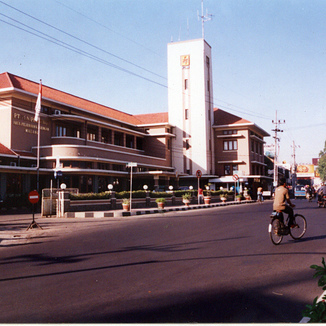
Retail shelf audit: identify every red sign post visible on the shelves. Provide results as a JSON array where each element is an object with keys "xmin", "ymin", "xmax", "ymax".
[
  {"xmin": 196, "ymin": 170, "xmax": 202, "ymax": 204},
  {"xmin": 27, "ymin": 190, "xmax": 42, "ymax": 230},
  {"xmin": 232, "ymin": 174, "xmax": 239, "ymax": 201},
  {"xmin": 28, "ymin": 190, "xmax": 39, "ymax": 204}
]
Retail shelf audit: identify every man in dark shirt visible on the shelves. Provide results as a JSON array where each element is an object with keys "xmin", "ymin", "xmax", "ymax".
[{"xmin": 273, "ymin": 177, "xmax": 296, "ymax": 227}]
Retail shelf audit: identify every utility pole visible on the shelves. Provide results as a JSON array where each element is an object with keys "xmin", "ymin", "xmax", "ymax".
[
  {"xmin": 271, "ymin": 111, "xmax": 285, "ymax": 187},
  {"xmin": 291, "ymin": 141, "xmax": 300, "ymax": 189}
]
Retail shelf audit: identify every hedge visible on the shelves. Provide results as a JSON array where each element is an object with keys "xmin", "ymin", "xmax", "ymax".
[{"xmin": 69, "ymin": 189, "xmax": 234, "ymax": 200}]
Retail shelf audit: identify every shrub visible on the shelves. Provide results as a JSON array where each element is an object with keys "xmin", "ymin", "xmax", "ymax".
[
  {"xmin": 150, "ymin": 192, "xmax": 172, "ymax": 198},
  {"xmin": 302, "ymin": 258, "xmax": 326, "ymax": 322},
  {"xmin": 155, "ymin": 198, "xmax": 166, "ymax": 203},
  {"xmin": 182, "ymin": 193, "xmax": 192, "ymax": 200}
]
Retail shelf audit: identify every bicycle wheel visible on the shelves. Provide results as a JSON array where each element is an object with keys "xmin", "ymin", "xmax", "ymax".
[
  {"xmin": 269, "ymin": 218, "xmax": 283, "ymax": 245},
  {"xmin": 290, "ymin": 214, "xmax": 307, "ymax": 240}
]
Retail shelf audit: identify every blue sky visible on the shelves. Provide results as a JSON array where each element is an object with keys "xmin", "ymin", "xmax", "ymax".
[{"xmin": 0, "ymin": 0, "xmax": 325, "ymax": 165}]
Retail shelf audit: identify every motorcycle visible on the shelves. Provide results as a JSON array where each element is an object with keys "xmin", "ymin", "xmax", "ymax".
[
  {"xmin": 317, "ymin": 194, "xmax": 326, "ymax": 208},
  {"xmin": 306, "ymin": 193, "xmax": 313, "ymax": 202}
]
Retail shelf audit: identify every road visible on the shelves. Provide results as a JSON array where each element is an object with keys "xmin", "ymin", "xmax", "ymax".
[{"xmin": 0, "ymin": 199, "xmax": 325, "ymax": 323}]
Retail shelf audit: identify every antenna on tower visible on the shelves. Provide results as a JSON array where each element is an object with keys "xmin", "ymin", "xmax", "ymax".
[
  {"xmin": 187, "ymin": 17, "xmax": 190, "ymax": 39},
  {"xmin": 197, "ymin": 0, "xmax": 213, "ymax": 39}
]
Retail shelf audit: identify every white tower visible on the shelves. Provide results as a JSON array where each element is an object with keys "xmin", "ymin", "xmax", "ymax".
[{"xmin": 168, "ymin": 38, "xmax": 214, "ymax": 176}]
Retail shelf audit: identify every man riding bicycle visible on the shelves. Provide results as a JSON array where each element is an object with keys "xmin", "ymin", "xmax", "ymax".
[{"xmin": 273, "ymin": 177, "xmax": 297, "ymax": 228}]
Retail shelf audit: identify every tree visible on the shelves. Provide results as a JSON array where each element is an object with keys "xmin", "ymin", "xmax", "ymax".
[
  {"xmin": 319, "ymin": 141, "xmax": 326, "ymax": 158},
  {"xmin": 318, "ymin": 156, "xmax": 326, "ymax": 182},
  {"xmin": 318, "ymin": 141, "xmax": 326, "ymax": 182}
]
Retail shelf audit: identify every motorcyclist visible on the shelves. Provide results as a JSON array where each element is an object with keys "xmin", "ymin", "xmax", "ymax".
[
  {"xmin": 305, "ymin": 185, "xmax": 313, "ymax": 200},
  {"xmin": 317, "ymin": 183, "xmax": 326, "ymax": 203}
]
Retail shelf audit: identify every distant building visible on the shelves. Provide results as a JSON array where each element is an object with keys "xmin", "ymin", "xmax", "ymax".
[{"xmin": 0, "ymin": 38, "xmax": 271, "ymax": 205}]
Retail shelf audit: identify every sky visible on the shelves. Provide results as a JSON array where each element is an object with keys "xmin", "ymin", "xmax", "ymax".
[{"xmin": 0, "ymin": 0, "xmax": 325, "ymax": 165}]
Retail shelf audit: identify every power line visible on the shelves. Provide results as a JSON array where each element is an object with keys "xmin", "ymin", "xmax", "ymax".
[
  {"xmin": 0, "ymin": 0, "xmax": 166, "ymax": 81},
  {"xmin": 0, "ymin": 16, "xmax": 168, "ymax": 89},
  {"xmin": 54, "ymin": 0, "xmax": 162, "ymax": 57}
]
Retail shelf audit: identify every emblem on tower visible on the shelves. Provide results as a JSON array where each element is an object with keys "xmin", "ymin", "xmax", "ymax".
[{"xmin": 180, "ymin": 55, "xmax": 190, "ymax": 67}]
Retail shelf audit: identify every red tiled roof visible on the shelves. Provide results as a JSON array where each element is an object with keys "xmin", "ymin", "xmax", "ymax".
[
  {"xmin": 0, "ymin": 143, "xmax": 17, "ymax": 156},
  {"xmin": 213, "ymin": 108, "xmax": 251, "ymax": 125},
  {"xmin": 0, "ymin": 72, "xmax": 143, "ymax": 126},
  {"xmin": 135, "ymin": 112, "xmax": 168, "ymax": 125}
]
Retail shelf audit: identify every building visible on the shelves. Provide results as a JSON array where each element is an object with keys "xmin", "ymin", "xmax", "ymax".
[
  {"xmin": 168, "ymin": 39, "xmax": 214, "ymax": 176},
  {"xmin": 0, "ymin": 38, "xmax": 271, "ymax": 205},
  {"xmin": 0, "ymin": 72, "xmax": 176, "ymax": 201}
]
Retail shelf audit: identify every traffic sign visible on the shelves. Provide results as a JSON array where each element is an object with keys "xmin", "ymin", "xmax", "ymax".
[
  {"xmin": 28, "ymin": 190, "xmax": 39, "ymax": 204},
  {"xmin": 196, "ymin": 170, "xmax": 202, "ymax": 178},
  {"xmin": 232, "ymin": 174, "xmax": 239, "ymax": 181},
  {"xmin": 127, "ymin": 162, "xmax": 138, "ymax": 168}
]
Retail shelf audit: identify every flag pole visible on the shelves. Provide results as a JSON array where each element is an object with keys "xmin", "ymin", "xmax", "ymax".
[
  {"xmin": 34, "ymin": 79, "xmax": 42, "ymax": 192},
  {"xmin": 37, "ymin": 117, "xmax": 40, "ymax": 192}
]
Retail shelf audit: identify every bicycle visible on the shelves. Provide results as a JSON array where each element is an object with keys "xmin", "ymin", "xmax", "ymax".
[{"xmin": 268, "ymin": 211, "xmax": 307, "ymax": 245}]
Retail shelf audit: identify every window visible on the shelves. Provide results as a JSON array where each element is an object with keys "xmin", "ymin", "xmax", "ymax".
[
  {"xmin": 87, "ymin": 125, "xmax": 98, "ymax": 141},
  {"xmin": 223, "ymin": 130, "xmax": 237, "ymax": 135},
  {"xmin": 114, "ymin": 131, "xmax": 124, "ymax": 146},
  {"xmin": 55, "ymin": 125, "xmax": 66, "ymax": 137},
  {"xmin": 87, "ymin": 131, "xmax": 96, "ymax": 141},
  {"xmin": 223, "ymin": 140, "xmax": 237, "ymax": 151},
  {"xmin": 185, "ymin": 109, "xmax": 189, "ymax": 120},
  {"xmin": 185, "ymin": 139, "xmax": 190, "ymax": 150},
  {"xmin": 224, "ymin": 164, "xmax": 238, "ymax": 176},
  {"xmin": 184, "ymin": 79, "xmax": 188, "ymax": 90},
  {"xmin": 101, "ymin": 129, "xmax": 112, "ymax": 144},
  {"xmin": 126, "ymin": 134, "xmax": 134, "ymax": 148}
]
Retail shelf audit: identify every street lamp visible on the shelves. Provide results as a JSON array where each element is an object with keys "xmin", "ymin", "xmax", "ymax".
[
  {"xmin": 108, "ymin": 184, "xmax": 113, "ymax": 194},
  {"xmin": 143, "ymin": 185, "xmax": 148, "ymax": 191}
]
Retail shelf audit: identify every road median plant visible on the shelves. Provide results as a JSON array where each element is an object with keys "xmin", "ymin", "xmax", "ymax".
[{"xmin": 302, "ymin": 257, "xmax": 326, "ymax": 322}]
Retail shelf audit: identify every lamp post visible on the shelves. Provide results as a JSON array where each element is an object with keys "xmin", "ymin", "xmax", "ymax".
[
  {"xmin": 108, "ymin": 183, "xmax": 116, "ymax": 209},
  {"xmin": 189, "ymin": 185, "xmax": 194, "ymax": 198},
  {"xmin": 58, "ymin": 183, "xmax": 66, "ymax": 218},
  {"xmin": 143, "ymin": 185, "xmax": 150, "ymax": 206},
  {"xmin": 127, "ymin": 162, "xmax": 137, "ymax": 212}
]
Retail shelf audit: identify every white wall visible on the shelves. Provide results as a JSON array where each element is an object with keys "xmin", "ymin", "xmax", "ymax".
[
  {"xmin": 0, "ymin": 100, "xmax": 12, "ymax": 148},
  {"xmin": 168, "ymin": 39, "xmax": 214, "ymax": 175}
]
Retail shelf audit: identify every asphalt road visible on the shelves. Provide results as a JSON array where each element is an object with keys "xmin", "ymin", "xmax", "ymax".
[{"xmin": 0, "ymin": 199, "xmax": 325, "ymax": 323}]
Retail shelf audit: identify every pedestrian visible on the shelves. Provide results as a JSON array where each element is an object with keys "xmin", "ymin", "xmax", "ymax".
[
  {"xmin": 198, "ymin": 188, "xmax": 203, "ymax": 204},
  {"xmin": 257, "ymin": 186, "xmax": 263, "ymax": 203}
]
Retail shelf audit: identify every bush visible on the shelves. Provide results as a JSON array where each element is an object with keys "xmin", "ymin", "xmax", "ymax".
[
  {"xmin": 150, "ymin": 192, "xmax": 172, "ymax": 198},
  {"xmin": 302, "ymin": 258, "xmax": 326, "ymax": 322},
  {"xmin": 69, "ymin": 189, "xmax": 235, "ymax": 201},
  {"xmin": 182, "ymin": 193, "xmax": 192, "ymax": 200},
  {"xmin": 69, "ymin": 192, "xmax": 110, "ymax": 200},
  {"xmin": 155, "ymin": 198, "xmax": 166, "ymax": 203}
]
